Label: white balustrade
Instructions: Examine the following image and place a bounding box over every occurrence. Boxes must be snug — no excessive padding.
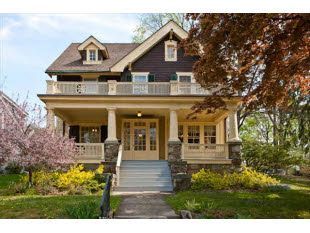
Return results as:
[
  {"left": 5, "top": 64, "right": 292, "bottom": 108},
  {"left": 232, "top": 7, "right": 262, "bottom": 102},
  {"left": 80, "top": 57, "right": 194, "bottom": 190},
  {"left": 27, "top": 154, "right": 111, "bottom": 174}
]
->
[
  {"left": 76, "top": 143, "right": 104, "bottom": 162},
  {"left": 182, "top": 143, "right": 228, "bottom": 160},
  {"left": 47, "top": 81, "right": 218, "bottom": 96},
  {"left": 116, "top": 144, "right": 123, "bottom": 186}
]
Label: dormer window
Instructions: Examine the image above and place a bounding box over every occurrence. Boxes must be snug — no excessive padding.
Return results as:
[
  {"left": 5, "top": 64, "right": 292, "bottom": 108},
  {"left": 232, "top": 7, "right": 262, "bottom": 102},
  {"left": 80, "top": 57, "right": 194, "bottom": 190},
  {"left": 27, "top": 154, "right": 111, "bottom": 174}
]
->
[
  {"left": 165, "top": 40, "right": 177, "bottom": 62},
  {"left": 89, "top": 50, "right": 97, "bottom": 61},
  {"left": 78, "top": 35, "right": 109, "bottom": 65}
]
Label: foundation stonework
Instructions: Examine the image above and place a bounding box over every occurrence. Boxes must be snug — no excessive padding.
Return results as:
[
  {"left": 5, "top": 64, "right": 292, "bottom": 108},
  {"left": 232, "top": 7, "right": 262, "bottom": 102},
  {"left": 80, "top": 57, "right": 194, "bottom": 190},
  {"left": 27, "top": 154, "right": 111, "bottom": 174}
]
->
[
  {"left": 168, "top": 141, "right": 182, "bottom": 161},
  {"left": 187, "top": 163, "right": 238, "bottom": 175},
  {"left": 104, "top": 141, "right": 119, "bottom": 163},
  {"left": 228, "top": 141, "right": 242, "bottom": 166}
]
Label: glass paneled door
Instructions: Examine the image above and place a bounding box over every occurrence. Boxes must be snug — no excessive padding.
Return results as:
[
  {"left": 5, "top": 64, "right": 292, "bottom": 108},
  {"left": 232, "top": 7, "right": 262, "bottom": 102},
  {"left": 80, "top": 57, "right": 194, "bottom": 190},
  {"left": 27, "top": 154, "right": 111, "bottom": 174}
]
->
[{"left": 122, "top": 119, "right": 159, "bottom": 160}]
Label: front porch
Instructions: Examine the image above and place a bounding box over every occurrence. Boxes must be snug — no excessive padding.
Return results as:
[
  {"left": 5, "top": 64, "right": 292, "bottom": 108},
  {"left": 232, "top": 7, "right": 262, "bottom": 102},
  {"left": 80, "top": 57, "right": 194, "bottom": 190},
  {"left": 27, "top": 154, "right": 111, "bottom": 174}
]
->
[{"left": 44, "top": 100, "right": 241, "bottom": 164}]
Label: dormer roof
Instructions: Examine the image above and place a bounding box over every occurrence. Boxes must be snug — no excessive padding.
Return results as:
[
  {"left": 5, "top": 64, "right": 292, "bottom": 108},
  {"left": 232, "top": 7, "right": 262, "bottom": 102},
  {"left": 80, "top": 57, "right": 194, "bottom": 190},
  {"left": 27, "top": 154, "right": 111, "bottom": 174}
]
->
[{"left": 78, "top": 35, "right": 109, "bottom": 59}]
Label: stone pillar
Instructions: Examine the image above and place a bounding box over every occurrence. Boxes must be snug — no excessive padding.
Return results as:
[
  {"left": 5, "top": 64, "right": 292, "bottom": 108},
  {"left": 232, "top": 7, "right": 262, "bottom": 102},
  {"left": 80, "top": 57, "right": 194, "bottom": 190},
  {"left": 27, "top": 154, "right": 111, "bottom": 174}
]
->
[
  {"left": 227, "top": 107, "right": 242, "bottom": 166},
  {"left": 46, "top": 108, "right": 55, "bottom": 131},
  {"left": 103, "top": 108, "right": 119, "bottom": 173},
  {"left": 167, "top": 109, "right": 187, "bottom": 181}
]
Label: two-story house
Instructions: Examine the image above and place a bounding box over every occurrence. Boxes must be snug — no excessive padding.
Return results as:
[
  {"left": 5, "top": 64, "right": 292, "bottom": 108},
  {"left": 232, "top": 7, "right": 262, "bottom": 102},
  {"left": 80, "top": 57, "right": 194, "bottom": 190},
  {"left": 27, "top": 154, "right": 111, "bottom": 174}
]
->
[{"left": 38, "top": 21, "right": 242, "bottom": 191}]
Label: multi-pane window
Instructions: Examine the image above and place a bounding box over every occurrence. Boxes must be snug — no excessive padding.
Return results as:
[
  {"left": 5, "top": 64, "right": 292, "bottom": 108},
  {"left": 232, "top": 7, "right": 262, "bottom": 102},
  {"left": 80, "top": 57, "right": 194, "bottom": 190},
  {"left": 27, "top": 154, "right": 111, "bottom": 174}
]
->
[
  {"left": 123, "top": 122, "right": 131, "bottom": 151},
  {"left": 204, "top": 126, "right": 216, "bottom": 144},
  {"left": 150, "top": 122, "right": 157, "bottom": 151},
  {"left": 80, "top": 126, "right": 100, "bottom": 143},
  {"left": 179, "top": 75, "right": 191, "bottom": 83},
  {"left": 165, "top": 40, "right": 177, "bottom": 61},
  {"left": 167, "top": 45, "right": 176, "bottom": 59},
  {"left": 188, "top": 126, "right": 200, "bottom": 144},
  {"left": 132, "top": 73, "right": 148, "bottom": 94},
  {"left": 134, "top": 128, "right": 146, "bottom": 151},
  {"left": 89, "top": 50, "right": 96, "bottom": 61}
]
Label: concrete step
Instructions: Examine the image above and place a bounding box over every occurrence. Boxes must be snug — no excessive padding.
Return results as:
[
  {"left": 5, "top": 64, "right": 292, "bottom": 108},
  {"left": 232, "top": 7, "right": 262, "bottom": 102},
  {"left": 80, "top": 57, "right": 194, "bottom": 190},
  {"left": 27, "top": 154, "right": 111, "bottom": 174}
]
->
[
  {"left": 120, "top": 174, "right": 171, "bottom": 179},
  {"left": 114, "top": 186, "right": 173, "bottom": 192},
  {"left": 119, "top": 180, "right": 172, "bottom": 186},
  {"left": 120, "top": 177, "right": 171, "bottom": 182}
]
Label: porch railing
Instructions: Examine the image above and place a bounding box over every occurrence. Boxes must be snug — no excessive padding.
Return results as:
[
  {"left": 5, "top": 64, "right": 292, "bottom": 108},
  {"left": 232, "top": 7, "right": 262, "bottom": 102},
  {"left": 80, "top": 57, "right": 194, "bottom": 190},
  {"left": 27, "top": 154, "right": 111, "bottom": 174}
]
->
[
  {"left": 46, "top": 80, "right": 219, "bottom": 96},
  {"left": 52, "top": 82, "right": 109, "bottom": 95},
  {"left": 182, "top": 143, "right": 228, "bottom": 160},
  {"left": 115, "top": 144, "right": 123, "bottom": 186},
  {"left": 115, "top": 82, "right": 171, "bottom": 95},
  {"left": 76, "top": 143, "right": 105, "bottom": 162}
]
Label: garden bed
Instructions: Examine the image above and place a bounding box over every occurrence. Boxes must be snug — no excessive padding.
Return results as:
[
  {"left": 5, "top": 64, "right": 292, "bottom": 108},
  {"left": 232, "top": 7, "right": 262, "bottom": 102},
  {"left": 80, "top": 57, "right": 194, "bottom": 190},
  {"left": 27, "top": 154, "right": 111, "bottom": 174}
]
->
[
  {"left": 166, "top": 176, "right": 310, "bottom": 219},
  {"left": 0, "top": 174, "right": 121, "bottom": 219}
]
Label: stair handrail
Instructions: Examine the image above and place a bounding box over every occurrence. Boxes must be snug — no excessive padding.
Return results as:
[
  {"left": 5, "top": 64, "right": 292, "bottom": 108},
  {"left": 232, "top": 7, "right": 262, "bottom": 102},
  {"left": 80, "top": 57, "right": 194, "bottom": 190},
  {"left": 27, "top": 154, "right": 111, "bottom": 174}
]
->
[{"left": 116, "top": 144, "right": 123, "bottom": 186}]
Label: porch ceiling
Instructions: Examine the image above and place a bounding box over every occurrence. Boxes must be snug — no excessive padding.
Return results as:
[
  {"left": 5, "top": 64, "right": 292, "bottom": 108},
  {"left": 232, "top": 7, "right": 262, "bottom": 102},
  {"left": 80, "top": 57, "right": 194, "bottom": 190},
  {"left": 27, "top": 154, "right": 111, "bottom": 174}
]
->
[{"left": 55, "top": 108, "right": 108, "bottom": 124}]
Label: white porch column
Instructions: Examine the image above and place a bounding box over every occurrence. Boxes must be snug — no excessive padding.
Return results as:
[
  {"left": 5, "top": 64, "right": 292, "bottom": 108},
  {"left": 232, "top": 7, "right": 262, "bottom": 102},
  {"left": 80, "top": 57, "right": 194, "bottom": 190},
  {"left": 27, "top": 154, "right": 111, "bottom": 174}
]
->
[
  {"left": 106, "top": 107, "right": 117, "bottom": 142},
  {"left": 169, "top": 108, "right": 180, "bottom": 142},
  {"left": 56, "top": 116, "right": 63, "bottom": 136},
  {"left": 227, "top": 107, "right": 241, "bottom": 142},
  {"left": 46, "top": 108, "right": 55, "bottom": 131}
]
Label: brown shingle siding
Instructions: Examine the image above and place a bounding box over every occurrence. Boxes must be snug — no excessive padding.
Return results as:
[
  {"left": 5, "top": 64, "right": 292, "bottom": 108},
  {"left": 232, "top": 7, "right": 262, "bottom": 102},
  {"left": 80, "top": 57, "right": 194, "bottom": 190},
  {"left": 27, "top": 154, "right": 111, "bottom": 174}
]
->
[{"left": 132, "top": 35, "right": 198, "bottom": 82}]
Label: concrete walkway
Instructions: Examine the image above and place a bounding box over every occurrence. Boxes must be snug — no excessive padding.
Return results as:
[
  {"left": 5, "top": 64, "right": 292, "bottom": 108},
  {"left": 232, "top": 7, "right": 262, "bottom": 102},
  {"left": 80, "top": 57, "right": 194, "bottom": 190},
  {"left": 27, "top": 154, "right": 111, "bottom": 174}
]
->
[{"left": 114, "top": 193, "right": 179, "bottom": 219}]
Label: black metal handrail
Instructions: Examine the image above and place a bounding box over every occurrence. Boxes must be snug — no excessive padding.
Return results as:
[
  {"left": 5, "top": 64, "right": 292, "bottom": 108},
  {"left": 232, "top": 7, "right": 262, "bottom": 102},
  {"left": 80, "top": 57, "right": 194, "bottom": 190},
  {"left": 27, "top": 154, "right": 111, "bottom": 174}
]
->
[{"left": 99, "top": 173, "right": 112, "bottom": 218}]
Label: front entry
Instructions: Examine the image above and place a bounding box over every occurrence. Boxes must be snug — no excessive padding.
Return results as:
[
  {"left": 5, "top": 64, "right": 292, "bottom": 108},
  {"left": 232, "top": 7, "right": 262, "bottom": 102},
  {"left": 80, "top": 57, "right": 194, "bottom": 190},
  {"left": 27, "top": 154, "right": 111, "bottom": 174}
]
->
[{"left": 122, "top": 119, "right": 159, "bottom": 160}]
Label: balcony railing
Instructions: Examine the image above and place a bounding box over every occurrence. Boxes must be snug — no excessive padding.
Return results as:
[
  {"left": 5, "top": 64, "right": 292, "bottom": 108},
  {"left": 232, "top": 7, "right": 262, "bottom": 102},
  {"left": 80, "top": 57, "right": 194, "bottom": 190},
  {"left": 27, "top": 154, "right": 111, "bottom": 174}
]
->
[
  {"left": 76, "top": 143, "right": 104, "bottom": 163},
  {"left": 182, "top": 143, "right": 228, "bottom": 160},
  {"left": 46, "top": 80, "right": 215, "bottom": 96}
]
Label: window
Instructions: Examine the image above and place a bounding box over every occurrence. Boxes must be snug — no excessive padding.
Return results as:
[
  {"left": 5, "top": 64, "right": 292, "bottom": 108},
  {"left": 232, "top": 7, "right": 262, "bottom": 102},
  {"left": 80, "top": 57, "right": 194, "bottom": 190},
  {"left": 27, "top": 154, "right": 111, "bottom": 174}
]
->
[
  {"left": 80, "top": 126, "right": 100, "bottom": 143},
  {"left": 177, "top": 72, "right": 194, "bottom": 94},
  {"left": 188, "top": 126, "right": 200, "bottom": 144},
  {"left": 132, "top": 72, "right": 149, "bottom": 94},
  {"left": 150, "top": 122, "right": 157, "bottom": 151},
  {"left": 204, "top": 126, "right": 216, "bottom": 144},
  {"left": 89, "top": 50, "right": 97, "bottom": 61},
  {"left": 165, "top": 40, "right": 177, "bottom": 61}
]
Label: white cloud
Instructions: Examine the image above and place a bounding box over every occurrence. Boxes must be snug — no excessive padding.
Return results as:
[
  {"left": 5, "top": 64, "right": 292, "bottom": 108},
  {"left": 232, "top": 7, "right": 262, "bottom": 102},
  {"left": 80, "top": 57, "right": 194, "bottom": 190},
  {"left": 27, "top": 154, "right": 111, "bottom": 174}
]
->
[{"left": 1, "top": 14, "right": 139, "bottom": 42}]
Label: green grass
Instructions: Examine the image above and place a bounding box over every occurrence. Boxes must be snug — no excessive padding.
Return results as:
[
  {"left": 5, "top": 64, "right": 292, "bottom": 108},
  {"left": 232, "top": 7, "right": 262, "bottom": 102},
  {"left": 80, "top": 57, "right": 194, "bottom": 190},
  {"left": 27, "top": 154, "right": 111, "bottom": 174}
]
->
[
  {"left": 166, "top": 176, "right": 310, "bottom": 219},
  {"left": 0, "top": 174, "right": 121, "bottom": 219}
]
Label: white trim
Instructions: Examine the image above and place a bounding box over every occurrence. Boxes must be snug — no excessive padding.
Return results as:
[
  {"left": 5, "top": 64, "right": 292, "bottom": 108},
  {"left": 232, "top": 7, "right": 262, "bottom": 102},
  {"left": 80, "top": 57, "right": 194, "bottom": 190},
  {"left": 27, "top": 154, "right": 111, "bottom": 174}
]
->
[
  {"left": 110, "top": 21, "right": 188, "bottom": 72},
  {"left": 165, "top": 40, "right": 177, "bottom": 61},
  {"left": 78, "top": 36, "right": 107, "bottom": 53},
  {"left": 131, "top": 72, "right": 150, "bottom": 77},
  {"left": 176, "top": 72, "right": 195, "bottom": 83}
]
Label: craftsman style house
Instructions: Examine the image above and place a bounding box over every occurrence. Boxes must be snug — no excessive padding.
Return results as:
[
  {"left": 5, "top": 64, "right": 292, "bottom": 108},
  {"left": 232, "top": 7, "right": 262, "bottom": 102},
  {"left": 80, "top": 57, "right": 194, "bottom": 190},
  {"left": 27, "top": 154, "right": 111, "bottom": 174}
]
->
[{"left": 38, "top": 21, "right": 242, "bottom": 191}]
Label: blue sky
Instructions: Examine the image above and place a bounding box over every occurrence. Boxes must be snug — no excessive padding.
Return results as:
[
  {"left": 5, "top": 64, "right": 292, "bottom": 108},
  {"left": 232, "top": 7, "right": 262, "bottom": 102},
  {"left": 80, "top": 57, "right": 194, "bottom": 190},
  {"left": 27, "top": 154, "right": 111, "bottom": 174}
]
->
[{"left": 0, "top": 14, "right": 140, "bottom": 106}]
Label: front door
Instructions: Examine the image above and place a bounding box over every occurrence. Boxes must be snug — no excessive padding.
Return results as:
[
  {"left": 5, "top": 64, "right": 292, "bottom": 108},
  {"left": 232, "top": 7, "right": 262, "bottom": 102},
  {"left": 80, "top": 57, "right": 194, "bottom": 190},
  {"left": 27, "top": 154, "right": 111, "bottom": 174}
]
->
[{"left": 122, "top": 119, "right": 159, "bottom": 160}]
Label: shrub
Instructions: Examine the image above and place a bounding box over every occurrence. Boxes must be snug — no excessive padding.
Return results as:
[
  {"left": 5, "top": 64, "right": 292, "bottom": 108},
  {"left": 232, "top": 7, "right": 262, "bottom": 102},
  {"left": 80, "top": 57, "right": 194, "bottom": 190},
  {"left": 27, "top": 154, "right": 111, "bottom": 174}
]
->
[
  {"left": 55, "top": 165, "right": 104, "bottom": 194},
  {"left": 242, "top": 141, "right": 304, "bottom": 172},
  {"left": 8, "top": 164, "right": 105, "bottom": 195},
  {"left": 191, "top": 167, "right": 279, "bottom": 191}
]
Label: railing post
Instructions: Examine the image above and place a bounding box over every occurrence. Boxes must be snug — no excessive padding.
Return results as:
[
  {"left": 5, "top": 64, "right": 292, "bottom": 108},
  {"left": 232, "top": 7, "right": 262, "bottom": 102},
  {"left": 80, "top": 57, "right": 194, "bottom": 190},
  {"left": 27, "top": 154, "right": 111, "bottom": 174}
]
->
[
  {"left": 46, "top": 80, "right": 55, "bottom": 94},
  {"left": 102, "top": 144, "right": 105, "bottom": 161},
  {"left": 170, "top": 80, "right": 179, "bottom": 95},
  {"left": 108, "top": 80, "right": 117, "bottom": 95}
]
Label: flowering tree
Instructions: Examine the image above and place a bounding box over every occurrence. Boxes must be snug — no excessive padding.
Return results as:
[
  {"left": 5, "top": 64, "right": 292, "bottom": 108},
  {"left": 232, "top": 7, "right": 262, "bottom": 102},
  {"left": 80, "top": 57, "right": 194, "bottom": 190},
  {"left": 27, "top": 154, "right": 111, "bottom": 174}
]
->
[{"left": 0, "top": 100, "right": 77, "bottom": 185}]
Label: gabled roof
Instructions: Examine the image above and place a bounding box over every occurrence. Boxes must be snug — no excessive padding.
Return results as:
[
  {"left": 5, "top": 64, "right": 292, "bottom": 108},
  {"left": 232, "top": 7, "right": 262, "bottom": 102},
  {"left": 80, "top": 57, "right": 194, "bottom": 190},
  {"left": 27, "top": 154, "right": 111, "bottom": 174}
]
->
[
  {"left": 45, "top": 20, "right": 188, "bottom": 74},
  {"left": 78, "top": 35, "right": 109, "bottom": 58},
  {"left": 110, "top": 20, "right": 188, "bottom": 72},
  {"left": 46, "top": 43, "right": 140, "bottom": 74}
]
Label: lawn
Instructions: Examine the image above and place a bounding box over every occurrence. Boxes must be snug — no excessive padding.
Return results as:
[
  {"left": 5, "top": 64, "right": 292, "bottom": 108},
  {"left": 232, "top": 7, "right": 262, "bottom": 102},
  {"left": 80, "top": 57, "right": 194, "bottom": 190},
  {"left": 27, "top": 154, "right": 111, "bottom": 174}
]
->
[
  {"left": 0, "top": 174, "right": 121, "bottom": 219},
  {"left": 166, "top": 176, "right": 310, "bottom": 219}
]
